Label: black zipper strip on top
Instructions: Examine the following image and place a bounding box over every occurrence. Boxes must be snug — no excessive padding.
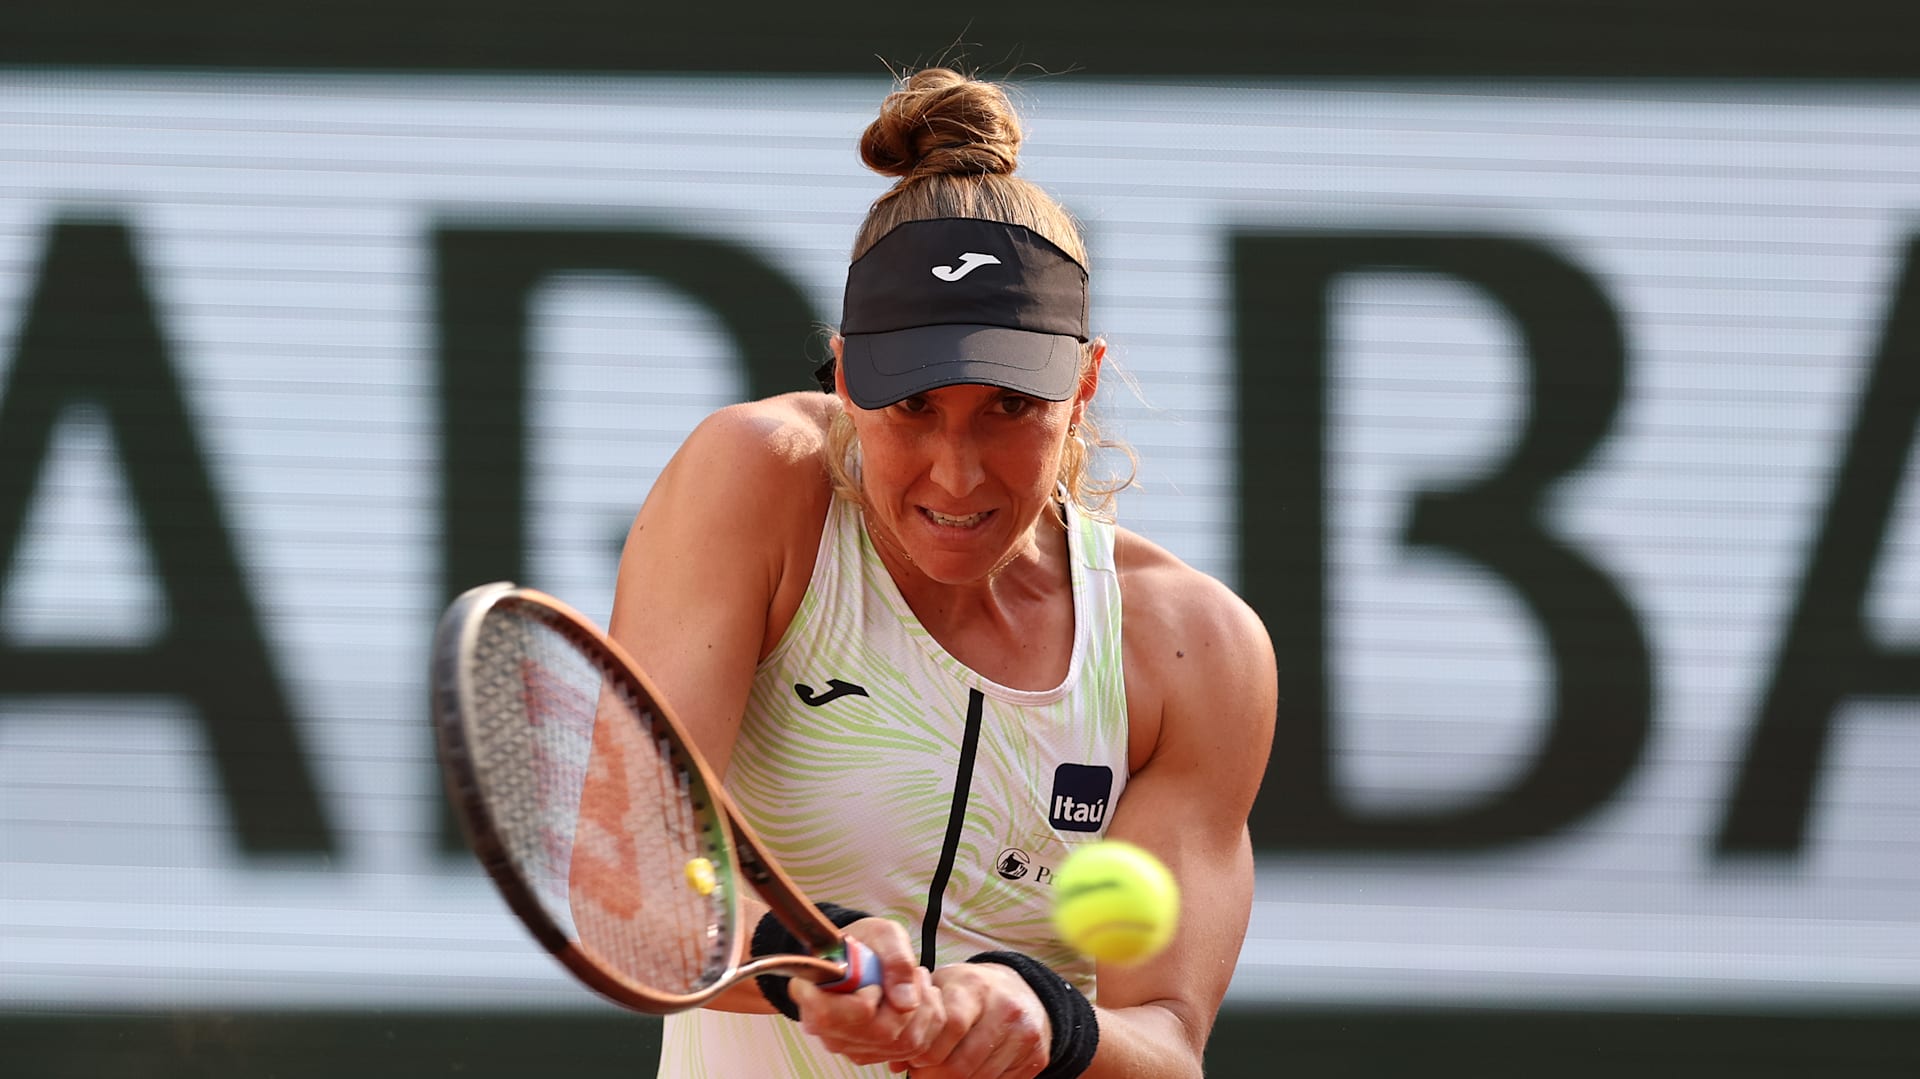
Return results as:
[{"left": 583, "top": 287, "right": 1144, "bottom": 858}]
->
[{"left": 920, "top": 687, "right": 986, "bottom": 968}]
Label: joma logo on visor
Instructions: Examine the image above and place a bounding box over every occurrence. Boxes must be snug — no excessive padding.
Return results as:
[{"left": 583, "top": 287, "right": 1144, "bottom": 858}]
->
[{"left": 930, "top": 252, "right": 1002, "bottom": 281}]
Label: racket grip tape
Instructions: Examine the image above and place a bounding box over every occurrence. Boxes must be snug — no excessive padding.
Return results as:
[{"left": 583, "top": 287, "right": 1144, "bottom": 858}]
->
[
  {"left": 819, "top": 934, "right": 883, "bottom": 993},
  {"left": 752, "top": 903, "right": 878, "bottom": 1019}
]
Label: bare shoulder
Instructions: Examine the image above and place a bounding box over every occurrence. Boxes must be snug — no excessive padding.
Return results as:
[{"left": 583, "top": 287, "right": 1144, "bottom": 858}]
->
[
  {"left": 1114, "top": 527, "right": 1274, "bottom": 677},
  {"left": 687, "top": 390, "right": 839, "bottom": 472},
  {"left": 634, "top": 389, "right": 842, "bottom": 593},
  {"left": 661, "top": 391, "right": 838, "bottom": 514},
  {"left": 612, "top": 391, "right": 842, "bottom": 712},
  {"left": 1114, "top": 527, "right": 1277, "bottom": 771}
]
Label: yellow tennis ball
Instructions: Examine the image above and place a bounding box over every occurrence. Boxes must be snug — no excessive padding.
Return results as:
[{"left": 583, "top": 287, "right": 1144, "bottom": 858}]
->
[
  {"left": 1051, "top": 840, "right": 1179, "bottom": 966},
  {"left": 684, "top": 857, "right": 716, "bottom": 896}
]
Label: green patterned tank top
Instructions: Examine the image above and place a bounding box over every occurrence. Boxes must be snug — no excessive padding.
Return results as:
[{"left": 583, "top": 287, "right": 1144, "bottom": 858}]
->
[{"left": 657, "top": 493, "right": 1129, "bottom": 1078}]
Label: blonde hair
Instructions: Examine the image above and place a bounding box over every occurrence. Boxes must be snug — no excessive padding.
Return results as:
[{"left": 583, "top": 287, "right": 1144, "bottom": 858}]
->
[{"left": 828, "top": 67, "right": 1136, "bottom": 519}]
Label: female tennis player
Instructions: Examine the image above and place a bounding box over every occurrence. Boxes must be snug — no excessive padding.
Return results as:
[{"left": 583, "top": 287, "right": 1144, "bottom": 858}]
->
[{"left": 607, "top": 67, "right": 1276, "bottom": 1078}]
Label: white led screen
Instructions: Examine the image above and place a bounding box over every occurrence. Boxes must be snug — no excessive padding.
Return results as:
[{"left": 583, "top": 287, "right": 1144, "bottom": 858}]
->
[{"left": 0, "top": 73, "right": 1916, "bottom": 1011}]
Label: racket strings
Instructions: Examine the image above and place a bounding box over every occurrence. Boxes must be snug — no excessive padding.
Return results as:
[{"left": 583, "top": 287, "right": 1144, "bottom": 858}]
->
[{"left": 470, "top": 606, "right": 733, "bottom": 996}]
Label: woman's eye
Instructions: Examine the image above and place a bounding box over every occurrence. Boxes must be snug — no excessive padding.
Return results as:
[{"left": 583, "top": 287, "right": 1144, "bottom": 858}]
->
[
  {"left": 998, "top": 395, "right": 1032, "bottom": 415},
  {"left": 896, "top": 396, "right": 929, "bottom": 414}
]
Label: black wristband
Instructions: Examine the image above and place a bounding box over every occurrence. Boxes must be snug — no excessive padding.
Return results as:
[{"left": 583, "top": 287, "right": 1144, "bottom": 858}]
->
[
  {"left": 751, "top": 903, "right": 872, "bottom": 1021},
  {"left": 966, "top": 951, "right": 1100, "bottom": 1079}
]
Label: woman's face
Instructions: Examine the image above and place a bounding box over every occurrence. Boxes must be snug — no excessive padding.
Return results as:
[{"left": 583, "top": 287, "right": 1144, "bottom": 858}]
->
[{"left": 841, "top": 373, "right": 1084, "bottom": 585}]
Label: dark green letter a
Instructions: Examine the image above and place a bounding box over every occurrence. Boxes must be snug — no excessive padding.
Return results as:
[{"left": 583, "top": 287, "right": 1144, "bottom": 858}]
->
[{"left": 0, "top": 218, "right": 332, "bottom": 855}]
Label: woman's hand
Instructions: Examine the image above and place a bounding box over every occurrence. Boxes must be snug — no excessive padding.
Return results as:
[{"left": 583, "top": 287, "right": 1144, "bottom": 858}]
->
[
  {"left": 882, "top": 960, "right": 1052, "bottom": 1079},
  {"left": 789, "top": 916, "right": 942, "bottom": 1067}
]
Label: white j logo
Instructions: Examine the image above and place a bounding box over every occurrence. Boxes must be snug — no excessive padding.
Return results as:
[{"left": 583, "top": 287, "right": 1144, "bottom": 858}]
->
[{"left": 930, "top": 252, "right": 1002, "bottom": 281}]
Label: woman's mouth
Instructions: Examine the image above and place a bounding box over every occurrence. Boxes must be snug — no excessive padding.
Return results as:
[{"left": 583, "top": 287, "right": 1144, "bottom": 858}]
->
[{"left": 921, "top": 507, "right": 991, "bottom": 529}]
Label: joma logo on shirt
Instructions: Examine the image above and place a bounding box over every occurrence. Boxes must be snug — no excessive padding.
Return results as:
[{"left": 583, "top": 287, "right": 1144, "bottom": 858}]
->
[{"left": 1049, "top": 763, "right": 1114, "bottom": 833}]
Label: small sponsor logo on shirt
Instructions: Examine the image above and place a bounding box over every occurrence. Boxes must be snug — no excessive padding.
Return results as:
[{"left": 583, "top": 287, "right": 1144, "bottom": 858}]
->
[
  {"left": 995, "top": 845, "right": 1060, "bottom": 886},
  {"left": 792, "top": 678, "right": 869, "bottom": 707},
  {"left": 995, "top": 847, "right": 1033, "bottom": 880},
  {"left": 1048, "top": 763, "right": 1113, "bottom": 833}
]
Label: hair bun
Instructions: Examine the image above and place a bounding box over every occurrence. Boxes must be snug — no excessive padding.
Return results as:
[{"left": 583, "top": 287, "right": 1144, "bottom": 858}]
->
[{"left": 860, "top": 68, "right": 1023, "bottom": 181}]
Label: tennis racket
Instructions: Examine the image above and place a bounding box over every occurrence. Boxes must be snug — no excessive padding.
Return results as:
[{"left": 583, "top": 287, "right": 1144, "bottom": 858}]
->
[{"left": 431, "top": 581, "right": 881, "bottom": 1014}]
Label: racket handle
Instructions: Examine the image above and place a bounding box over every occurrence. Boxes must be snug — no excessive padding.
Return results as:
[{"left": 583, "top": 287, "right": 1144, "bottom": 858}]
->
[{"left": 819, "top": 935, "right": 883, "bottom": 993}]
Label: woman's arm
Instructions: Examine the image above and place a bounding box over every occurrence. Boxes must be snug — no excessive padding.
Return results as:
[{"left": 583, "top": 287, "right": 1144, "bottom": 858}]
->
[
  {"left": 1074, "top": 559, "right": 1277, "bottom": 1076},
  {"left": 572, "top": 393, "right": 838, "bottom": 1015}
]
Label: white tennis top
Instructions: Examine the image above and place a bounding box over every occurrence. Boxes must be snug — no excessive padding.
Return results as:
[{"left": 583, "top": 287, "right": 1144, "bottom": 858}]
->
[{"left": 657, "top": 493, "right": 1130, "bottom": 1078}]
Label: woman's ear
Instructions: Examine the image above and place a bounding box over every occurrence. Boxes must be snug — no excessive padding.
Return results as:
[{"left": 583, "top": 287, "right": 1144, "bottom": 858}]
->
[
  {"left": 830, "top": 337, "right": 851, "bottom": 403},
  {"left": 1072, "top": 339, "right": 1106, "bottom": 426}
]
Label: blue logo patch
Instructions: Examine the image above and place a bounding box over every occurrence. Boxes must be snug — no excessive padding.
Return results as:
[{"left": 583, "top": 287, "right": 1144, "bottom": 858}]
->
[{"left": 1048, "top": 763, "right": 1114, "bottom": 833}]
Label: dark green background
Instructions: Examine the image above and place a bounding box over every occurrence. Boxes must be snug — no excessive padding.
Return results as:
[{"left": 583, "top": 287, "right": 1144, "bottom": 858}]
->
[
  {"left": 8, "top": 1007, "right": 1918, "bottom": 1077},
  {"left": 3, "top": 2, "right": 1917, "bottom": 1075},
  {"left": 1, "top": 0, "right": 1917, "bottom": 78}
]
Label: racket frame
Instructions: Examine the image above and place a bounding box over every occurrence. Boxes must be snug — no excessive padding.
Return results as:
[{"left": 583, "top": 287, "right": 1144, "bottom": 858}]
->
[{"left": 433, "top": 581, "right": 873, "bottom": 1014}]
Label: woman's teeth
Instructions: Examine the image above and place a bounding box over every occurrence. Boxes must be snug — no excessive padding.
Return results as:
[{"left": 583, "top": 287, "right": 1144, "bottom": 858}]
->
[{"left": 924, "top": 508, "right": 987, "bottom": 528}]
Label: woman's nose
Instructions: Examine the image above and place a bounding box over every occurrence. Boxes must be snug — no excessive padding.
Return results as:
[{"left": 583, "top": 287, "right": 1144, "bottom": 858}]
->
[{"left": 926, "top": 432, "right": 985, "bottom": 497}]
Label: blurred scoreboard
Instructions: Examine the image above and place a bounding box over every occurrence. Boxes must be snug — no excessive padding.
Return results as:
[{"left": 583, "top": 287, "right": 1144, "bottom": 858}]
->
[{"left": 0, "top": 73, "right": 1916, "bottom": 1012}]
